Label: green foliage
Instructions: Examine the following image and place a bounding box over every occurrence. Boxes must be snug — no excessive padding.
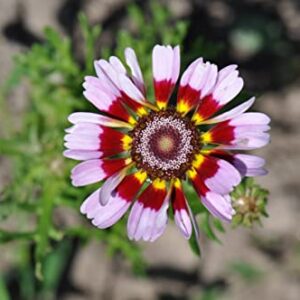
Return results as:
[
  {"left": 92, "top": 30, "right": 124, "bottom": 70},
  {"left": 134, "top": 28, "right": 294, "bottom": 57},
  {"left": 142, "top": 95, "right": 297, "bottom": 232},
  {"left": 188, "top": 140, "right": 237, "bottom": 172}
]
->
[
  {"left": 199, "top": 288, "right": 223, "bottom": 300},
  {"left": 229, "top": 260, "right": 264, "bottom": 282},
  {"left": 0, "top": 276, "right": 10, "bottom": 300}
]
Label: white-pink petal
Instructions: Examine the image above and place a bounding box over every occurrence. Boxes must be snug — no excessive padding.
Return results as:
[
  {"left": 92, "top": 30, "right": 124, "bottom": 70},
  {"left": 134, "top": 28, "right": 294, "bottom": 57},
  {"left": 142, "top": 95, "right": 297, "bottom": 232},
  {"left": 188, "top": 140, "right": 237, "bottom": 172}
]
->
[
  {"left": 205, "top": 159, "right": 241, "bottom": 195},
  {"left": 127, "top": 193, "right": 170, "bottom": 242},
  {"left": 124, "top": 47, "right": 145, "bottom": 94},
  {"left": 152, "top": 45, "right": 180, "bottom": 84},
  {"left": 109, "top": 56, "right": 127, "bottom": 75},
  {"left": 65, "top": 123, "right": 102, "bottom": 137},
  {"left": 213, "top": 77, "right": 244, "bottom": 105},
  {"left": 99, "top": 168, "right": 127, "bottom": 206},
  {"left": 83, "top": 76, "right": 120, "bottom": 97},
  {"left": 97, "top": 59, "right": 121, "bottom": 89},
  {"left": 150, "top": 205, "right": 169, "bottom": 242},
  {"left": 229, "top": 112, "right": 271, "bottom": 126},
  {"left": 127, "top": 201, "right": 143, "bottom": 239},
  {"left": 63, "top": 149, "right": 102, "bottom": 161},
  {"left": 171, "top": 45, "right": 180, "bottom": 84},
  {"left": 81, "top": 187, "right": 131, "bottom": 229},
  {"left": 186, "top": 61, "right": 207, "bottom": 90},
  {"left": 93, "top": 61, "right": 121, "bottom": 95},
  {"left": 68, "top": 112, "right": 131, "bottom": 128},
  {"left": 152, "top": 45, "right": 171, "bottom": 82},
  {"left": 204, "top": 97, "right": 255, "bottom": 124},
  {"left": 118, "top": 74, "right": 146, "bottom": 104},
  {"left": 179, "top": 58, "right": 203, "bottom": 87},
  {"left": 174, "top": 209, "right": 192, "bottom": 239},
  {"left": 83, "top": 88, "right": 114, "bottom": 112},
  {"left": 80, "top": 188, "right": 101, "bottom": 219},
  {"left": 92, "top": 195, "right": 130, "bottom": 229},
  {"left": 211, "top": 64, "right": 244, "bottom": 106},
  {"left": 200, "top": 63, "right": 218, "bottom": 98},
  {"left": 202, "top": 192, "right": 234, "bottom": 223},
  {"left": 64, "top": 138, "right": 99, "bottom": 151},
  {"left": 64, "top": 124, "right": 102, "bottom": 150},
  {"left": 216, "top": 64, "right": 238, "bottom": 83},
  {"left": 233, "top": 154, "right": 267, "bottom": 176},
  {"left": 71, "top": 159, "right": 105, "bottom": 186},
  {"left": 220, "top": 132, "right": 270, "bottom": 150}
]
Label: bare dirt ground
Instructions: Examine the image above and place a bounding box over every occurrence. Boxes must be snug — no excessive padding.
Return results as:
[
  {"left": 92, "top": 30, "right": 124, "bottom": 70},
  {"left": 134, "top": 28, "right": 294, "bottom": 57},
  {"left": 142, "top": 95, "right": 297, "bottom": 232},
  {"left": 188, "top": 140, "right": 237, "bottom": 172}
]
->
[{"left": 1, "top": 0, "right": 300, "bottom": 299}]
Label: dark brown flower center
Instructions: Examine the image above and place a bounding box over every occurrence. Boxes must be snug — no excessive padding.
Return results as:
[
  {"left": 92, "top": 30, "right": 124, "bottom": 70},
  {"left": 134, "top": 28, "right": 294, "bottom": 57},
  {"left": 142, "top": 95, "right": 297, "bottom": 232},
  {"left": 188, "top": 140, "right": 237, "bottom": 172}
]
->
[{"left": 130, "top": 109, "right": 202, "bottom": 180}]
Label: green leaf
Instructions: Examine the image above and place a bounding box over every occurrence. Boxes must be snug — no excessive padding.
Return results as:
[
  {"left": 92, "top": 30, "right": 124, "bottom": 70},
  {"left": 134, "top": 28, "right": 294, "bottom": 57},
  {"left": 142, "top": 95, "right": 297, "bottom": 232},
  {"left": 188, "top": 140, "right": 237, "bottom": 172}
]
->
[
  {"left": 188, "top": 229, "right": 201, "bottom": 257},
  {"left": 229, "top": 260, "right": 264, "bottom": 282},
  {"left": 0, "top": 230, "right": 34, "bottom": 243},
  {"left": 212, "top": 218, "right": 225, "bottom": 233},
  {"left": 200, "top": 288, "right": 222, "bottom": 300},
  {"left": 34, "top": 180, "right": 58, "bottom": 280},
  {"left": 200, "top": 213, "right": 220, "bottom": 243},
  {"left": 41, "top": 239, "right": 72, "bottom": 294},
  {"left": 0, "top": 276, "right": 10, "bottom": 300}
]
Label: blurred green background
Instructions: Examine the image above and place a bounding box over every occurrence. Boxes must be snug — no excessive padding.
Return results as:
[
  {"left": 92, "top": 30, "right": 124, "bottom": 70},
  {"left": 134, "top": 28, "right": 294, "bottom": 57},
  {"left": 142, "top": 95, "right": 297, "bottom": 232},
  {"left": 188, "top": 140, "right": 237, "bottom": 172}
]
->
[{"left": 0, "top": 0, "right": 300, "bottom": 299}]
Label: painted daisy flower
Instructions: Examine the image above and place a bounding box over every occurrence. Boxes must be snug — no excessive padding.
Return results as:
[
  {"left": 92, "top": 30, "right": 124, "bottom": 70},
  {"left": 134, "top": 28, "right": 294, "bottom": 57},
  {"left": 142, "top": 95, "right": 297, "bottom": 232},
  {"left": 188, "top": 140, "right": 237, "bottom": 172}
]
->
[{"left": 64, "top": 45, "right": 270, "bottom": 242}]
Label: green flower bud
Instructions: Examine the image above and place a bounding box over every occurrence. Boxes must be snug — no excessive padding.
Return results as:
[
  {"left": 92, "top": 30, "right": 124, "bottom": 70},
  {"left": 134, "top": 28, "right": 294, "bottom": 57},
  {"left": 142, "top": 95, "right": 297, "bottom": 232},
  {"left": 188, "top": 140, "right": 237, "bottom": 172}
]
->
[{"left": 231, "top": 178, "right": 269, "bottom": 227}]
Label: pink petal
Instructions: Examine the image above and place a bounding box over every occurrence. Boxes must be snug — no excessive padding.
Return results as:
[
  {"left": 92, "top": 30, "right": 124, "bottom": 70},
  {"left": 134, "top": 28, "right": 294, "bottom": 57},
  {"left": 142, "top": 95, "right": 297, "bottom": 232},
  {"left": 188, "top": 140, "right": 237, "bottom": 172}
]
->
[
  {"left": 213, "top": 77, "right": 244, "bottom": 105},
  {"left": 149, "top": 201, "right": 169, "bottom": 242},
  {"left": 200, "top": 63, "right": 218, "bottom": 98},
  {"left": 220, "top": 132, "right": 270, "bottom": 150},
  {"left": 202, "top": 192, "right": 234, "bottom": 223},
  {"left": 96, "top": 59, "right": 121, "bottom": 89},
  {"left": 81, "top": 186, "right": 132, "bottom": 229},
  {"left": 71, "top": 159, "right": 106, "bottom": 186},
  {"left": 230, "top": 112, "right": 271, "bottom": 126},
  {"left": 118, "top": 74, "right": 146, "bottom": 104},
  {"left": 94, "top": 61, "right": 122, "bottom": 95},
  {"left": 187, "top": 61, "right": 207, "bottom": 90},
  {"left": 83, "top": 76, "right": 120, "bottom": 98},
  {"left": 205, "top": 159, "right": 241, "bottom": 195},
  {"left": 204, "top": 97, "right": 255, "bottom": 124},
  {"left": 65, "top": 122, "right": 101, "bottom": 135},
  {"left": 63, "top": 149, "right": 102, "bottom": 160},
  {"left": 127, "top": 189, "right": 170, "bottom": 242},
  {"left": 233, "top": 154, "right": 267, "bottom": 176},
  {"left": 80, "top": 188, "right": 101, "bottom": 219},
  {"left": 216, "top": 65, "right": 237, "bottom": 82},
  {"left": 64, "top": 123, "right": 102, "bottom": 150},
  {"left": 83, "top": 88, "right": 115, "bottom": 112},
  {"left": 152, "top": 45, "right": 173, "bottom": 82},
  {"left": 127, "top": 201, "right": 143, "bottom": 238},
  {"left": 92, "top": 195, "right": 130, "bottom": 228},
  {"left": 109, "top": 56, "right": 127, "bottom": 74},
  {"left": 99, "top": 168, "right": 127, "bottom": 206},
  {"left": 174, "top": 209, "right": 192, "bottom": 239},
  {"left": 171, "top": 45, "right": 180, "bottom": 84},
  {"left": 68, "top": 112, "right": 131, "bottom": 128},
  {"left": 212, "top": 65, "right": 244, "bottom": 105},
  {"left": 124, "top": 47, "right": 145, "bottom": 94},
  {"left": 179, "top": 58, "right": 203, "bottom": 87},
  {"left": 172, "top": 180, "right": 192, "bottom": 239}
]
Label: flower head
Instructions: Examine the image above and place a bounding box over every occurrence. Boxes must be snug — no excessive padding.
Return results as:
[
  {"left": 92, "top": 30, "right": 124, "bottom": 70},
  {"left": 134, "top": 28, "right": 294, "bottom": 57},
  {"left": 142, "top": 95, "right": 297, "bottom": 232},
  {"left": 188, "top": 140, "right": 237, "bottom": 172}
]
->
[
  {"left": 64, "top": 45, "right": 270, "bottom": 242},
  {"left": 231, "top": 178, "right": 269, "bottom": 227}
]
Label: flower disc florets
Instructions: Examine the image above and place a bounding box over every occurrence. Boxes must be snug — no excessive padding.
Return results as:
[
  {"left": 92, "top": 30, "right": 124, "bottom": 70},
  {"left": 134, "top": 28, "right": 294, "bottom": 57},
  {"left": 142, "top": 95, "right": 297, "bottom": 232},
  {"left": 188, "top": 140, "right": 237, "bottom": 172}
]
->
[{"left": 130, "top": 109, "right": 201, "bottom": 180}]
